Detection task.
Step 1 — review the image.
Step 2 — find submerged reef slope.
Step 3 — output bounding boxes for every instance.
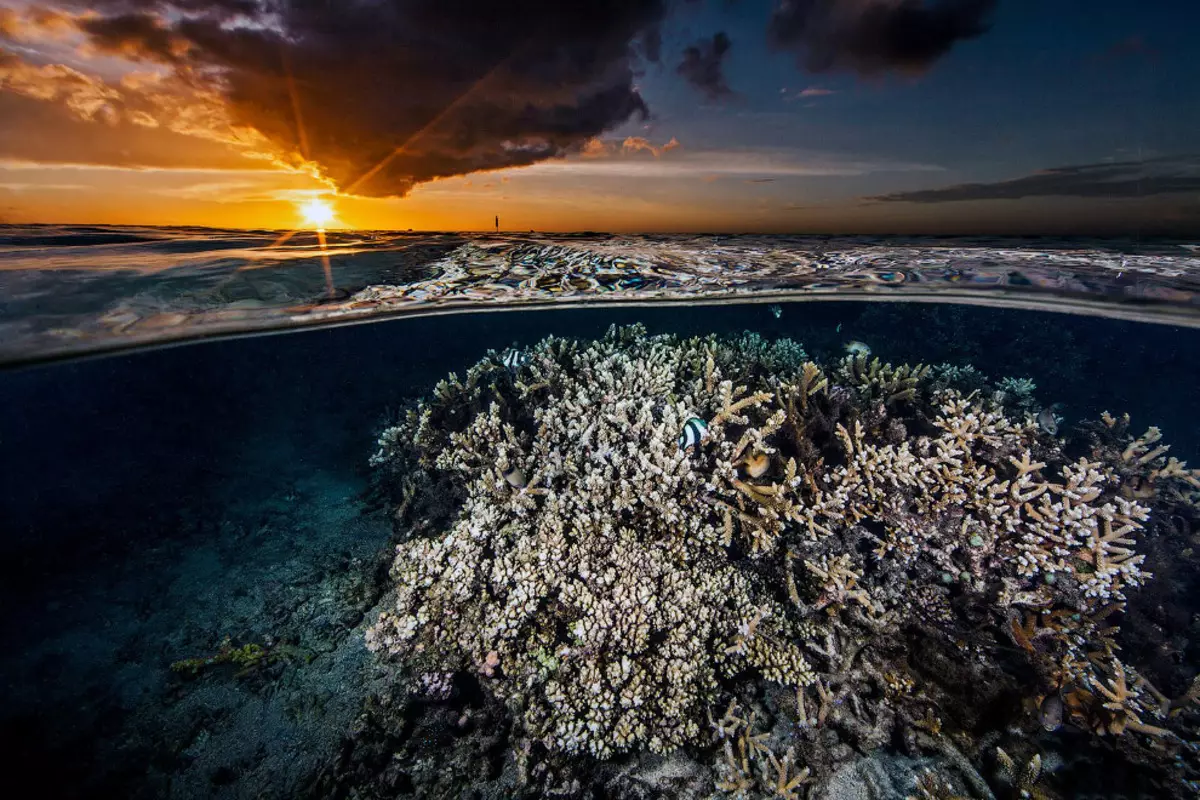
[365,325,1200,798]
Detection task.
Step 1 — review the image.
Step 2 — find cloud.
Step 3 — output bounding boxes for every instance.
[147,172,329,202]
[0,6,75,42]
[530,146,940,179]
[866,156,1200,203]
[50,0,671,198]
[621,135,681,157]
[796,86,835,97]
[0,45,270,153]
[0,48,121,123]
[52,0,262,16]
[768,0,996,75]
[578,135,680,158]
[580,138,612,158]
[0,9,20,40]
[0,181,86,191]
[76,11,193,62]
[641,24,663,63]
[676,31,733,100]
[0,89,266,171]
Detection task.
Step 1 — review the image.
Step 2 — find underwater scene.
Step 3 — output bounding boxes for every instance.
[4,230,1200,799]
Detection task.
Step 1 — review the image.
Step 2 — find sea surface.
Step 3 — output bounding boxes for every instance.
[2,225,1200,798]
[2,224,1200,365]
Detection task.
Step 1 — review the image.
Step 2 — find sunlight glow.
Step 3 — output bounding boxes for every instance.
[298,198,336,229]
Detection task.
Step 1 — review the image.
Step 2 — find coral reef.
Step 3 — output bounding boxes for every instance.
[367,326,815,758]
[366,324,1200,798]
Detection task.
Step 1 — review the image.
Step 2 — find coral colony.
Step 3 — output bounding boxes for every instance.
[366,325,1200,797]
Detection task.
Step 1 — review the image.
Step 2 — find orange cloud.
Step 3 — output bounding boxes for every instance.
[0,50,121,122]
[0,89,269,172]
[580,137,610,158]
[0,9,19,40]
[579,135,681,159]
[0,5,75,42]
[622,136,680,157]
[0,47,277,166]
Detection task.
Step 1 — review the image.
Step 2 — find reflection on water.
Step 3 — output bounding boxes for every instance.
[2,224,1200,365]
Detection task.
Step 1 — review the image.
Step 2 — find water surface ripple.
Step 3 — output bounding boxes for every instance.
[2,225,1198,365]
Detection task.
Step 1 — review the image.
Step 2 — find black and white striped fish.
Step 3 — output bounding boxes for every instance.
[500,348,529,373]
[678,417,709,450]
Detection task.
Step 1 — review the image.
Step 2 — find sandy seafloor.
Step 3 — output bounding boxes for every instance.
[1,297,1199,798]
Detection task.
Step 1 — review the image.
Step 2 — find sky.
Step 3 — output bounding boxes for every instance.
[0,0,1196,234]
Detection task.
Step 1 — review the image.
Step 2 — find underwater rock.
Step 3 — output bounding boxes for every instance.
[818,753,954,800]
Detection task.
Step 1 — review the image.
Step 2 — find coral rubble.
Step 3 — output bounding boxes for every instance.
[365,325,1200,798]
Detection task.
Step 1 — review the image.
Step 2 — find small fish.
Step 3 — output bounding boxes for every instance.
[1037,407,1059,436]
[743,452,771,478]
[502,465,527,489]
[836,322,843,333]
[1039,693,1063,732]
[845,340,871,356]
[501,348,529,373]
[768,304,782,319]
[678,417,709,451]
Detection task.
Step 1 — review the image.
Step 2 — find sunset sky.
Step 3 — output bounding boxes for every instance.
[0,0,1196,234]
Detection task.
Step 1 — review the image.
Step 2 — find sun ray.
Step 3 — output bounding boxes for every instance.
[343,47,524,196]
[282,47,311,161]
[269,229,299,249]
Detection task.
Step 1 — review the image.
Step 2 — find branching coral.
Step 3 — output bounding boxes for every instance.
[710,701,811,799]
[367,326,816,759]
[366,324,1200,793]
[838,351,930,405]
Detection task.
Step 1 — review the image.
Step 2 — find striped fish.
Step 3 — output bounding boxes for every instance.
[678,417,709,450]
[501,348,528,373]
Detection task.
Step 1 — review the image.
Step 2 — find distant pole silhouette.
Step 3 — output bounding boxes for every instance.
[495,215,499,231]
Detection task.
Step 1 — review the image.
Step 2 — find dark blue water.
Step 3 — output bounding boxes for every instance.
[3,230,1200,798]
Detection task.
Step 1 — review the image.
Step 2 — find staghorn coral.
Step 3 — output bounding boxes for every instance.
[709,701,811,799]
[366,324,1200,795]
[838,351,930,405]
[367,326,816,759]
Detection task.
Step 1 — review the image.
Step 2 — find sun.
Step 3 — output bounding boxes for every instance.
[298,198,336,229]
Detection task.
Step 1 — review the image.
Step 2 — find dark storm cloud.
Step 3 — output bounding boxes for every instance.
[77,12,188,61]
[642,25,663,62]
[57,0,261,14]
[866,156,1200,203]
[66,0,669,197]
[676,32,734,100]
[768,0,996,74]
